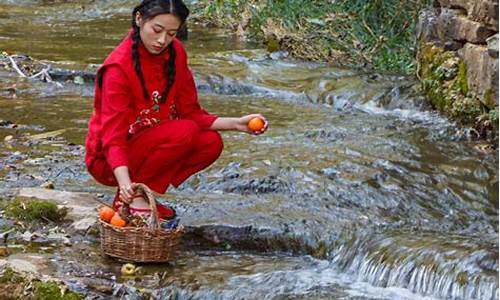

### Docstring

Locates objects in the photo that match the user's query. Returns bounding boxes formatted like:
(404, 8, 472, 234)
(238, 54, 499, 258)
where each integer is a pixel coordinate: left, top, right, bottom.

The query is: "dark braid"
(131, 28, 149, 101)
(130, 0, 189, 103)
(161, 43, 176, 101)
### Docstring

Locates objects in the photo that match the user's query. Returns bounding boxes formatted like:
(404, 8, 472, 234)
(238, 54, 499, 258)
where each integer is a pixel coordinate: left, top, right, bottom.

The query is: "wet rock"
(47, 68, 95, 84)
(0, 253, 53, 274)
(269, 50, 289, 60)
(322, 168, 339, 179)
(71, 217, 97, 232)
(46, 229, 71, 246)
(303, 128, 347, 141)
(0, 120, 16, 128)
(223, 175, 290, 194)
(26, 129, 66, 141)
(79, 277, 114, 295)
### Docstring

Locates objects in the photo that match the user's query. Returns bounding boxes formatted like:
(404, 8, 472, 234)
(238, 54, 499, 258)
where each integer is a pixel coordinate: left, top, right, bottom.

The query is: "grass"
(194, 0, 431, 74)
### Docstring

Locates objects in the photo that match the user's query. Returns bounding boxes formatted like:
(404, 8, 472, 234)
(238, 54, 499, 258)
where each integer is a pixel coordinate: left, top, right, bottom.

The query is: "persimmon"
(99, 206, 115, 223)
(110, 213, 126, 227)
(247, 117, 265, 132)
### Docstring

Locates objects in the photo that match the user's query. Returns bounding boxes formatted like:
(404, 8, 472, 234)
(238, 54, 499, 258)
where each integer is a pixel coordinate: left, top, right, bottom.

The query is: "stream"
(0, 1, 498, 299)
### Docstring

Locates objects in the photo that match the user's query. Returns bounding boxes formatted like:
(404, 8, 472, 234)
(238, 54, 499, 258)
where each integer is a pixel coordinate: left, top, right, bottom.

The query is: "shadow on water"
(0, 1, 498, 299)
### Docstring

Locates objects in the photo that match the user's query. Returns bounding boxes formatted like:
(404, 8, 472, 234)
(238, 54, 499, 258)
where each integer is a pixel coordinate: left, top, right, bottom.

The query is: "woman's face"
(136, 13, 181, 55)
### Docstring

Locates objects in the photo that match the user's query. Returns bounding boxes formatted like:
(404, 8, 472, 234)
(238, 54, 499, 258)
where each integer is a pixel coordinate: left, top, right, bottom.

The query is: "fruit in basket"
(110, 213, 126, 227)
(128, 214, 147, 228)
(99, 206, 115, 223)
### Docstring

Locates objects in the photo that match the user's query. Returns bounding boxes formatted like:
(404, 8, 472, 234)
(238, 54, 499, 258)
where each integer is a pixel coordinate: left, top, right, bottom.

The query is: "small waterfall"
(330, 230, 499, 300)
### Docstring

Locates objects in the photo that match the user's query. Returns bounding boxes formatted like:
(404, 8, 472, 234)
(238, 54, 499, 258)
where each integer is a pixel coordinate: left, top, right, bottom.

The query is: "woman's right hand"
(235, 114, 268, 135)
(119, 184, 135, 204)
(113, 166, 134, 204)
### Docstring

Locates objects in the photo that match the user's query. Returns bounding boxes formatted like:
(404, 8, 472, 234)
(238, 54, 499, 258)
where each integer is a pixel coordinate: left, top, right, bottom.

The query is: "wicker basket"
(100, 183, 184, 263)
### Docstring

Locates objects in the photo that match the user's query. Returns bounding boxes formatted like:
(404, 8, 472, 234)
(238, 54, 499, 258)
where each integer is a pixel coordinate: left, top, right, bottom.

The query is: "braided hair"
(131, 0, 189, 103)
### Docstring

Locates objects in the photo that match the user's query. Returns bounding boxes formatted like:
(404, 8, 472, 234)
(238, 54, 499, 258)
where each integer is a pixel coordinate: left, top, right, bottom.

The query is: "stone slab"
(438, 0, 470, 12)
(459, 42, 499, 106)
(439, 8, 496, 44)
(486, 33, 499, 58)
(469, 0, 499, 30)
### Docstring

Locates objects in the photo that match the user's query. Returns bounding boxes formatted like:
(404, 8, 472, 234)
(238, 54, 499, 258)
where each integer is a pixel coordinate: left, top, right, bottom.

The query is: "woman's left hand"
(235, 114, 268, 135)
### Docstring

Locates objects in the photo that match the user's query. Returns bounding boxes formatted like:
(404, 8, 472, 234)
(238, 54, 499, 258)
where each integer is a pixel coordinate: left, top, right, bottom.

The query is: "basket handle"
(130, 182, 160, 230)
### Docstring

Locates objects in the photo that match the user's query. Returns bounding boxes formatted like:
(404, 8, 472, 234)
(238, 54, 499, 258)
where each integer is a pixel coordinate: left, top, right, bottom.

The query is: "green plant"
(0, 267, 24, 284)
(489, 108, 499, 130)
(197, 0, 432, 74)
(33, 281, 83, 300)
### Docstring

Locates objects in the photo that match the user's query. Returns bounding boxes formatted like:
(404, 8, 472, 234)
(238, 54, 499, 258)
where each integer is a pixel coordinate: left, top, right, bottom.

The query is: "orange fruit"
(110, 213, 126, 227)
(247, 117, 265, 132)
(99, 206, 115, 223)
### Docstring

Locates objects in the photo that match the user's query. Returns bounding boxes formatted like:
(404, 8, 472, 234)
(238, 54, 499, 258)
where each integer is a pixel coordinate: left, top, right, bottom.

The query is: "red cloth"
(85, 31, 218, 170)
(85, 32, 221, 193)
(89, 120, 223, 193)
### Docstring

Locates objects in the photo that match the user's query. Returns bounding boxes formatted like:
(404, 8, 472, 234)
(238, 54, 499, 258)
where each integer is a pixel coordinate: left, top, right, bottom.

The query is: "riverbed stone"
(0, 253, 53, 274)
(459, 42, 499, 107)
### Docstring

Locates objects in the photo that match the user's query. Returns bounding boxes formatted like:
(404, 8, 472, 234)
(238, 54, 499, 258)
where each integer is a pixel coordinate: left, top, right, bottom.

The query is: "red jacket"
(85, 32, 217, 171)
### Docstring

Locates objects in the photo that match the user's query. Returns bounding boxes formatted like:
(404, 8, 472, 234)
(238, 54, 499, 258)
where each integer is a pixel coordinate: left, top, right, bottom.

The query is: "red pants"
(88, 120, 223, 194)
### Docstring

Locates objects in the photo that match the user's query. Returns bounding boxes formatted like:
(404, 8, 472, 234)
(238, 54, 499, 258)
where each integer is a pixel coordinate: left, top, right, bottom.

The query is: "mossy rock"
(454, 60, 468, 96)
(0, 270, 83, 300)
(489, 108, 499, 131)
(483, 89, 496, 110)
(417, 41, 492, 128)
(33, 281, 83, 300)
(312, 240, 328, 258)
(450, 97, 481, 124)
(0, 267, 25, 284)
(266, 35, 280, 53)
(2, 197, 67, 223)
(456, 271, 469, 287)
(0, 267, 26, 300)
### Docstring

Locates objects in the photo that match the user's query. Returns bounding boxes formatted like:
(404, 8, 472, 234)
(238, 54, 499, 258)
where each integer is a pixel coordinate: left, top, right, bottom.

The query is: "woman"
(85, 0, 267, 218)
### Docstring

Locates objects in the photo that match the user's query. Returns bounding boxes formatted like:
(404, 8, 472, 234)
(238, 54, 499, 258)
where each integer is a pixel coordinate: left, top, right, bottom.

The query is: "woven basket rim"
(99, 219, 184, 234)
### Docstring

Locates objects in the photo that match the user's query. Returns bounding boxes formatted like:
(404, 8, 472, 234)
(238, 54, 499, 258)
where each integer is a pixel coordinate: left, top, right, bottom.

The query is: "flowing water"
(0, 1, 498, 299)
